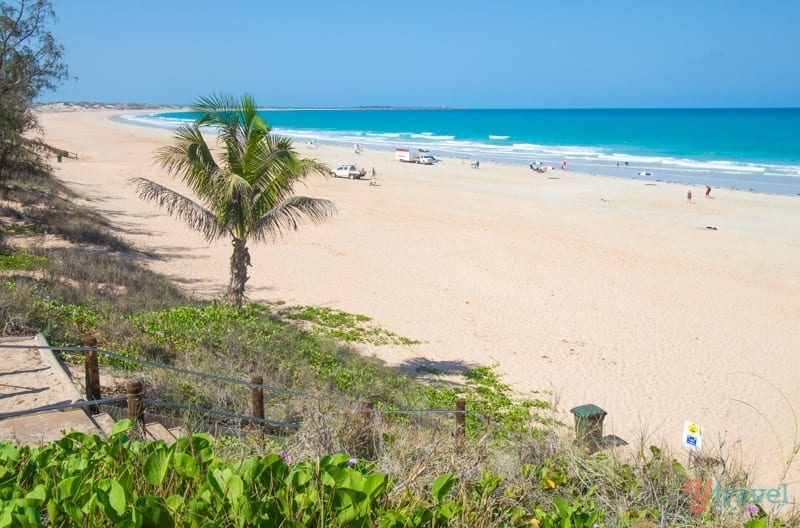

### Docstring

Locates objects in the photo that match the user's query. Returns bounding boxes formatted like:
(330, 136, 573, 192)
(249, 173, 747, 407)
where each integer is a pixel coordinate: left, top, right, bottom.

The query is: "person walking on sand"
(369, 167, 377, 186)
(687, 190, 693, 203)
(705, 185, 711, 198)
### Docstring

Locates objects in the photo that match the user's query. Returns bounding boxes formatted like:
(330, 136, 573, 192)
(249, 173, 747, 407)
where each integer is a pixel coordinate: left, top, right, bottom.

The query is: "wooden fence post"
(360, 401, 374, 426)
(362, 402, 375, 423)
(250, 375, 264, 426)
(455, 396, 466, 443)
(83, 336, 100, 414)
(126, 379, 144, 427)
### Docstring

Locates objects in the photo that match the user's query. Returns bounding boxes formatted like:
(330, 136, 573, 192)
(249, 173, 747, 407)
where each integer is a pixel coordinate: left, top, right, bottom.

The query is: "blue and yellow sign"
(683, 421, 703, 451)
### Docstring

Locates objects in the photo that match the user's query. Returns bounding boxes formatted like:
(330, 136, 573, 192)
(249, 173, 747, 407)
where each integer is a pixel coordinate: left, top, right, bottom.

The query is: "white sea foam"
(410, 133, 455, 140)
(119, 113, 184, 129)
(366, 132, 401, 138)
(661, 158, 766, 173)
(597, 153, 666, 164)
(119, 110, 800, 195)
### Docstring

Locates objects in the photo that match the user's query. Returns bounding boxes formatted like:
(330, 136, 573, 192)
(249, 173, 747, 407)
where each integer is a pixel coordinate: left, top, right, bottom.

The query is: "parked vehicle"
(395, 148, 413, 163)
(331, 164, 367, 179)
(416, 149, 436, 165)
(395, 148, 436, 165)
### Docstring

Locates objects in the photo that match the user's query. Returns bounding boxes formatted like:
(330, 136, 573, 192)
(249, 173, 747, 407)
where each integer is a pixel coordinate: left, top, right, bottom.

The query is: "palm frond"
(155, 124, 220, 197)
(249, 135, 330, 212)
(128, 177, 221, 241)
(252, 196, 337, 242)
(193, 94, 271, 167)
(193, 94, 239, 123)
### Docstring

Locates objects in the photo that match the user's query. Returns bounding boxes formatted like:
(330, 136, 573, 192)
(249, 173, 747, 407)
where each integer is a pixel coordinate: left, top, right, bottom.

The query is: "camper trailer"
(395, 148, 435, 165)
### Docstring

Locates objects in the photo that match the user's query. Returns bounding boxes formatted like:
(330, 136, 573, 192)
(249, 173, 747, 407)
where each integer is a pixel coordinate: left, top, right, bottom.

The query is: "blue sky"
(42, 0, 800, 108)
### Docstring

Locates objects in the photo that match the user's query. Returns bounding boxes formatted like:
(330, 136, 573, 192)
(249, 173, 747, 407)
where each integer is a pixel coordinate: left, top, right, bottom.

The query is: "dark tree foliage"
(0, 0, 69, 180)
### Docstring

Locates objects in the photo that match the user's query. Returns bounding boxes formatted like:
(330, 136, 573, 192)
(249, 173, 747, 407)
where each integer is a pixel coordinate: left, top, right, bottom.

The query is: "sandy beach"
(34, 108, 800, 501)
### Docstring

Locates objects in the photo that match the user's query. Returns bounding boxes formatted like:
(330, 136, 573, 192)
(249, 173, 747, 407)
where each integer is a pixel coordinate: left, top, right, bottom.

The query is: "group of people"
(528, 160, 567, 173)
(529, 161, 553, 173)
(687, 185, 712, 203)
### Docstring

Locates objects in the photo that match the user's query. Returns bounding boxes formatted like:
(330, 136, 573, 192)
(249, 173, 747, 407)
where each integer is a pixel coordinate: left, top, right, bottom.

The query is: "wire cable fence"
(0, 342, 531, 451)
(0, 396, 126, 420)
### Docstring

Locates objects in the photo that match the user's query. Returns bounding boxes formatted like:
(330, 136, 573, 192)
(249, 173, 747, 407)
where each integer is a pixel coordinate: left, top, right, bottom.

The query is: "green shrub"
(0, 248, 50, 270)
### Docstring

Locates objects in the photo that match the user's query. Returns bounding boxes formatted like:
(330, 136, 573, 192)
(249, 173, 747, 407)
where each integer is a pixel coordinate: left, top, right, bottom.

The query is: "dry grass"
(4, 164, 800, 527)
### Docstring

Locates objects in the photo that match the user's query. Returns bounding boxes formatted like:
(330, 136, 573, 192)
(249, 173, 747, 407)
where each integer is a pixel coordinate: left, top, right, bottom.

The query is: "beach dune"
(36, 109, 800, 504)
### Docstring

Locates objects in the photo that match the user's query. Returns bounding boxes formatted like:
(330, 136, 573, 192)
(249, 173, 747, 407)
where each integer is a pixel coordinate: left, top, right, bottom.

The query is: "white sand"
(36, 108, 800, 502)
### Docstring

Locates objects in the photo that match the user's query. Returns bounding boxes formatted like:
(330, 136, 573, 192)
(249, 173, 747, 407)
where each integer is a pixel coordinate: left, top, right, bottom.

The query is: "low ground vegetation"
(0, 168, 795, 526)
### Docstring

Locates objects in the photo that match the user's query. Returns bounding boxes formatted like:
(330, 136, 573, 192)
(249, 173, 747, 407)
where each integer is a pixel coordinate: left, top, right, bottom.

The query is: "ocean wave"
(119, 113, 185, 129)
(661, 158, 766, 173)
(596, 153, 791, 177)
(119, 115, 794, 182)
(120, 110, 800, 195)
(510, 143, 603, 157)
(410, 133, 455, 140)
(764, 165, 800, 177)
(597, 152, 666, 164)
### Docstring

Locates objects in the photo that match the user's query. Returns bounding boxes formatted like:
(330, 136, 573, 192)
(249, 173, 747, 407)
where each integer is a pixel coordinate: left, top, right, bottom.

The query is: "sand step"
(0, 409, 108, 446)
(90, 412, 117, 437)
(168, 427, 186, 438)
(141, 421, 186, 443)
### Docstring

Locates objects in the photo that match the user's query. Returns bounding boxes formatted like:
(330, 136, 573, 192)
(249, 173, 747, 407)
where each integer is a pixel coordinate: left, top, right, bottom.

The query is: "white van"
(395, 148, 435, 165)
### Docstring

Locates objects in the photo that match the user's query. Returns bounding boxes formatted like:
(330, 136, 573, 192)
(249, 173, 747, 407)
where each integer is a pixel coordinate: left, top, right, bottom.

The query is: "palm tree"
(130, 94, 336, 308)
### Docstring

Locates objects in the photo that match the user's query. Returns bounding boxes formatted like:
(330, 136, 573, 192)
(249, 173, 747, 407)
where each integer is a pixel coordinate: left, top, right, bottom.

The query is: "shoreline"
(34, 108, 800, 502)
(111, 108, 800, 197)
(43, 101, 797, 197)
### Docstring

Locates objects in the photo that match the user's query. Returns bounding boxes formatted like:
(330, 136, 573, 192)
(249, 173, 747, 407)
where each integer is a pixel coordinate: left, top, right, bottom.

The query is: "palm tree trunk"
(227, 238, 250, 308)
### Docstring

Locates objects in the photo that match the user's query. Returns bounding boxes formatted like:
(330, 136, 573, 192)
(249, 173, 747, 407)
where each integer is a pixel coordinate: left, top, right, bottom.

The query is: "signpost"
(683, 420, 703, 451)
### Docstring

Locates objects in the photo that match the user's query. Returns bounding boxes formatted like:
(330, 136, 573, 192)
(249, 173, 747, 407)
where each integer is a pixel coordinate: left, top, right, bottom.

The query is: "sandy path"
(34, 109, 800, 501)
(0, 336, 79, 413)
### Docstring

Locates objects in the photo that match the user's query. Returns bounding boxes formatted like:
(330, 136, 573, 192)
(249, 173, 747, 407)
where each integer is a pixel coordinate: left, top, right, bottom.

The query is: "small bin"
(570, 403, 607, 452)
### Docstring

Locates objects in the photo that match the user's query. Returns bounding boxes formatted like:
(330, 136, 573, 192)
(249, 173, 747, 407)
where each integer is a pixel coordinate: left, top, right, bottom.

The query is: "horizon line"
(35, 101, 800, 112)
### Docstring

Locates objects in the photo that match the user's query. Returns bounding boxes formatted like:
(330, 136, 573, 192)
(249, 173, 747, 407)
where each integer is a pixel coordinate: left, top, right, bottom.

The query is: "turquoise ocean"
(122, 108, 800, 195)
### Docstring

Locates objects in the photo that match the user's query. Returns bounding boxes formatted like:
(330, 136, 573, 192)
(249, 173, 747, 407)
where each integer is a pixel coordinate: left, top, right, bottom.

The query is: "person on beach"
(561, 160, 568, 170)
(369, 167, 377, 186)
(705, 185, 711, 198)
(687, 190, 693, 203)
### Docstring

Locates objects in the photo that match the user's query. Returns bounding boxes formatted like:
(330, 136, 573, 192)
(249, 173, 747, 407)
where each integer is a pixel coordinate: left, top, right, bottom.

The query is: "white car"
(331, 164, 366, 179)
(416, 149, 436, 165)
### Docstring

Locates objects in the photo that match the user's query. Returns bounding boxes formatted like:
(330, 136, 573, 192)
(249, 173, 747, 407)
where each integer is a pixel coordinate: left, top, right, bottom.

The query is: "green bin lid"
(570, 404, 606, 417)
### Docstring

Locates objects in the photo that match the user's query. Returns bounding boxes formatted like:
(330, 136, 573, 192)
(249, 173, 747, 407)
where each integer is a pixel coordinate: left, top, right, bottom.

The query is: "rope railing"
(0, 396, 126, 420)
(2, 341, 493, 443)
(140, 399, 299, 429)
(40, 344, 317, 399)
(3, 343, 477, 411)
